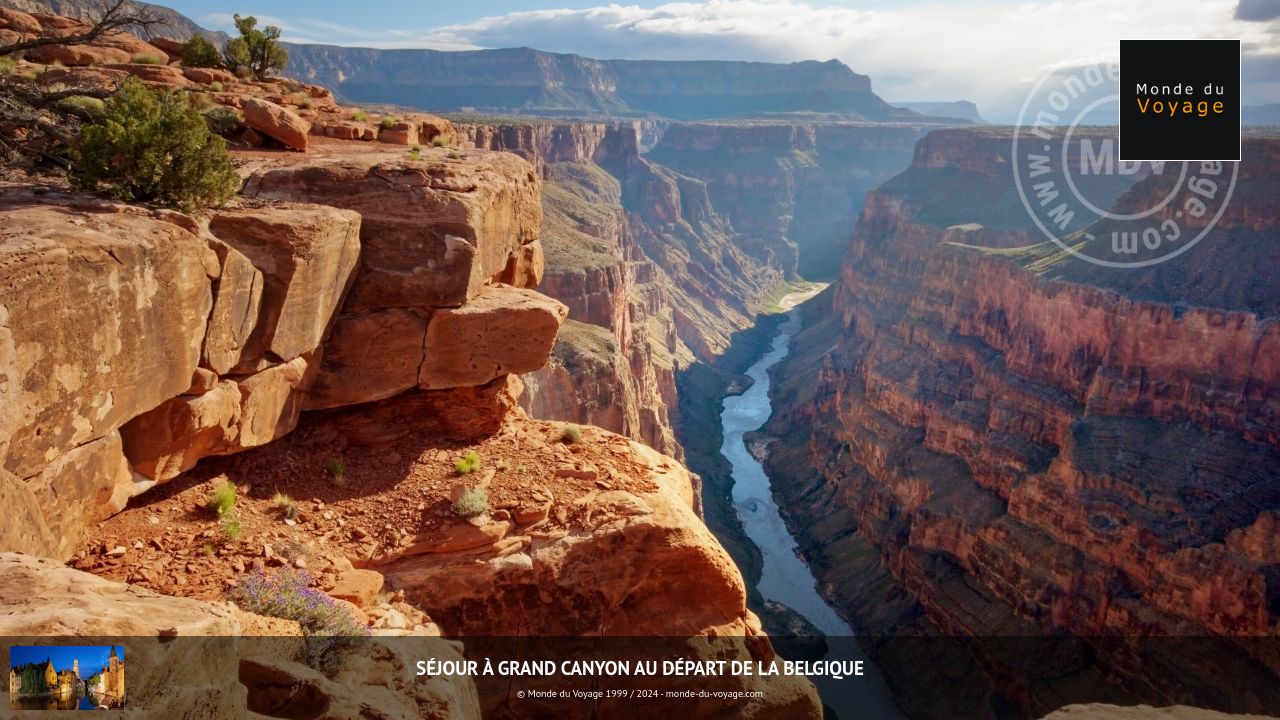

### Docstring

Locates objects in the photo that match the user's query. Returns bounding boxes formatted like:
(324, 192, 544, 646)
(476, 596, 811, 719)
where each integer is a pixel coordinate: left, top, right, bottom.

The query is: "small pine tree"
(69, 78, 239, 213)
(223, 14, 288, 81)
(180, 35, 223, 69)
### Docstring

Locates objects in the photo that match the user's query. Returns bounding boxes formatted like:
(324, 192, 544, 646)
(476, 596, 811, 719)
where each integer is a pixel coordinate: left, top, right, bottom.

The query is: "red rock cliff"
(766, 128, 1280, 718)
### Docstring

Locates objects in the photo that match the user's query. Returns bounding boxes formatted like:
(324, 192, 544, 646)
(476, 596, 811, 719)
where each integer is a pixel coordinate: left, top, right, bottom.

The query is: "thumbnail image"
(8, 646, 125, 711)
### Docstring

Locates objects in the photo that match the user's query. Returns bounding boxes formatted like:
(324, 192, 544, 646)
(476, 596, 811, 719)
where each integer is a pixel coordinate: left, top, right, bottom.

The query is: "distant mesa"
(1243, 103, 1280, 124)
(894, 100, 987, 123)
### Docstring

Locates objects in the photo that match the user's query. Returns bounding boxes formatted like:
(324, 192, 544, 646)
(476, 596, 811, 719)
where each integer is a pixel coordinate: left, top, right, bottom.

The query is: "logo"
(1013, 53, 1238, 268)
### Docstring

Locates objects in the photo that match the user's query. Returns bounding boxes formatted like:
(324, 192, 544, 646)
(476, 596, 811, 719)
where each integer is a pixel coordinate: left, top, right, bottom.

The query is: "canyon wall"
(647, 122, 926, 278)
(457, 120, 796, 460)
(766, 128, 1280, 718)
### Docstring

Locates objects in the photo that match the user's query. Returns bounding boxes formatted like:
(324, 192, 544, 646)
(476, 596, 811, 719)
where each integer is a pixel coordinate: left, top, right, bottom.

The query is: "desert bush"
(409, 145, 421, 161)
(560, 424, 582, 444)
(273, 492, 299, 520)
(0, 56, 16, 75)
(231, 569, 369, 671)
(180, 35, 222, 69)
(325, 457, 347, 486)
(447, 150, 460, 159)
(209, 80, 224, 92)
(69, 78, 239, 213)
(430, 134, 450, 147)
(452, 486, 489, 519)
(379, 116, 396, 130)
(131, 52, 163, 65)
(351, 109, 368, 122)
(298, 98, 312, 110)
(56, 95, 105, 117)
(454, 451, 481, 474)
(203, 106, 242, 135)
(223, 14, 287, 81)
(189, 91, 214, 111)
(207, 481, 237, 518)
(220, 516, 244, 541)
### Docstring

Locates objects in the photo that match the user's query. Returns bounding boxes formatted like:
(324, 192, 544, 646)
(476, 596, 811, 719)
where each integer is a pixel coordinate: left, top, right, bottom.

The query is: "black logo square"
(1120, 39, 1240, 161)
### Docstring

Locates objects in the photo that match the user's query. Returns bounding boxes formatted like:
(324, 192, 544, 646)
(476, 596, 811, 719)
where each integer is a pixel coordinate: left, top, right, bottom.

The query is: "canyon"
(765, 128, 1280, 719)
(2, 3, 1277, 720)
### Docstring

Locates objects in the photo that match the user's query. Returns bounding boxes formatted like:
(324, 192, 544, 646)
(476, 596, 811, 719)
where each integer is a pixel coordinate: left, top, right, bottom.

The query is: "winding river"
(720, 290, 903, 719)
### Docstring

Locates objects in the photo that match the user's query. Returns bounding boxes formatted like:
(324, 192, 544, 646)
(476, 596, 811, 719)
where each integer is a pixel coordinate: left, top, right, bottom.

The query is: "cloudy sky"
(165, 0, 1280, 121)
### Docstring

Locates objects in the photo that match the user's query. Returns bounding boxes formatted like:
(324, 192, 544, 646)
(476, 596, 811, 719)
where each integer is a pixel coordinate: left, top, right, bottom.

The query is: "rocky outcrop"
(765, 130, 1280, 718)
(242, 97, 311, 151)
(241, 152, 557, 409)
(0, 141, 563, 557)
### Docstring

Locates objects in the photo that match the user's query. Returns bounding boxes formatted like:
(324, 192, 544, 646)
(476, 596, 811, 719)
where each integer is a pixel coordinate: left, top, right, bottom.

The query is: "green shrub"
(0, 56, 16, 75)
(454, 451, 481, 475)
(430, 134, 450, 147)
(69, 78, 239, 213)
(325, 457, 347, 486)
(189, 91, 214, 111)
(273, 492, 298, 520)
(180, 35, 222, 69)
(447, 150, 461, 160)
(231, 569, 369, 671)
(203, 106, 242, 135)
(56, 95, 105, 117)
(408, 146, 421, 161)
(209, 80, 224, 92)
(220, 516, 244, 541)
(131, 53, 164, 65)
(379, 116, 396, 130)
(351, 109, 368, 122)
(202, 542, 216, 557)
(560, 424, 582, 444)
(452, 486, 489, 518)
(298, 98, 312, 110)
(207, 481, 237, 518)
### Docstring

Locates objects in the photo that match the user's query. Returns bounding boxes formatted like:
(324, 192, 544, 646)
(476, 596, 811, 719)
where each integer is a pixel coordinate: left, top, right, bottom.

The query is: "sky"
(10, 645, 120, 677)
(162, 0, 1280, 122)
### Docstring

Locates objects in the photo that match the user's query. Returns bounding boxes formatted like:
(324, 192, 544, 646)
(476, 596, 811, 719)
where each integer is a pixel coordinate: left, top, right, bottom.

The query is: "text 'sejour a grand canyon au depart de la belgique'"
(0, 0, 1276, 718)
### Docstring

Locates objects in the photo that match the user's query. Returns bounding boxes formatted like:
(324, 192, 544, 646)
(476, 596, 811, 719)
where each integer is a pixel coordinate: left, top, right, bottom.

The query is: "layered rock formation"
(0, 136, 562, 558)
(765, 128, 1280, 718)
(456, 120, 793, 459)
(647, 122, 927, 278)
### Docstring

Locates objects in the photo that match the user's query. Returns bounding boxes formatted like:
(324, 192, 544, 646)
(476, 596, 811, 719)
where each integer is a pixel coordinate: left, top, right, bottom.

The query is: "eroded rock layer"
(766, 129, 1280, 718)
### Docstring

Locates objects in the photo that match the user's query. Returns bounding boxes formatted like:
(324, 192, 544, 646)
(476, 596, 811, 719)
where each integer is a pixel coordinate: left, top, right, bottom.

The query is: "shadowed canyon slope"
(765, 127, 1280, 719)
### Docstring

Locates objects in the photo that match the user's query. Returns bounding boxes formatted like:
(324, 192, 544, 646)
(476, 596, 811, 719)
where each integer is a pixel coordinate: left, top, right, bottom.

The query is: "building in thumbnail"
(98, 646, 124, 703)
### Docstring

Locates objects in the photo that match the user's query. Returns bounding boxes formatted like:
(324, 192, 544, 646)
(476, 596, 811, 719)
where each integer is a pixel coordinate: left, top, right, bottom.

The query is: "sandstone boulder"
(29, 42, 130, 66)
(328, 568, 385, 607)
(419, 285, 567, 389)
(242, 97, 310, 151)
(379, 120, 418, 146)
(305, 309, 428, 410)
(0, 469, 56, 557)
(38, 65, 128, 92)
(104, 62, 190, 88)
(26, 430, 141, 559)
(0, 200, 213, 481)
(183, 66, 237, 85)
(243, 154, 541, 310)
(494, 238, 544, 288)
(209, 204, 361, 371)
(0, 7, 41, 34)
(148, 36, 186, 56)
(202, 240, 264, 375)
(121, 355, 314, 482)
(0, 553, 246, 717)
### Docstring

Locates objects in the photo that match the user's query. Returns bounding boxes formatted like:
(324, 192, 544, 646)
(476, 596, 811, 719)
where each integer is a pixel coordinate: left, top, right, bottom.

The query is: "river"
(719, 288, 904, 719)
